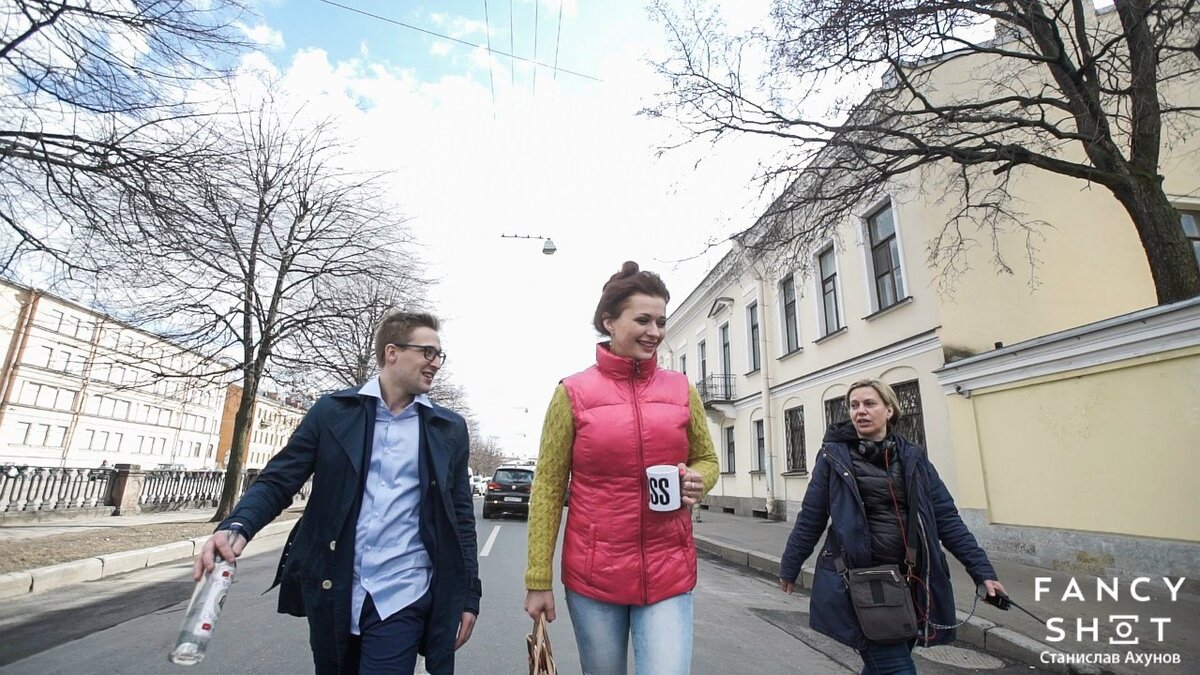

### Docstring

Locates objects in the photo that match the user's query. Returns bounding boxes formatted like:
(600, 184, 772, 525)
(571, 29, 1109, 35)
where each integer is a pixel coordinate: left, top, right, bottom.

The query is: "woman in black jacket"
(778, 379, 1006, 674)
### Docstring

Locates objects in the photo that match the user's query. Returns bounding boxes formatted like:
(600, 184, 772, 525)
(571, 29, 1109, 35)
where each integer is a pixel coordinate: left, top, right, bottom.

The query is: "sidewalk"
(0, 508, 221, 542)
(692, 509, 1196, 675)
(0, 507, 299, 600)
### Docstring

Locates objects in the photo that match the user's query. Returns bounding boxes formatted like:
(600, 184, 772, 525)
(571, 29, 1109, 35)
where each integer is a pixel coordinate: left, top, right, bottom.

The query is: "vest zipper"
(632, 359, 649, 605)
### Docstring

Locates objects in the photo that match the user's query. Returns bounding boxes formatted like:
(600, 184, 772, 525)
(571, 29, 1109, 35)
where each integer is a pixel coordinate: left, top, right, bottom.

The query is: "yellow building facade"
(666, 6, 1200, 576)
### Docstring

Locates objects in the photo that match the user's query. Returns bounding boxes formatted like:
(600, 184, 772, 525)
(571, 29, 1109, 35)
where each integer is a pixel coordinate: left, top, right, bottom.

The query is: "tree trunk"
(212, 373, 259, 522)
(1111, 177, 1200, 305)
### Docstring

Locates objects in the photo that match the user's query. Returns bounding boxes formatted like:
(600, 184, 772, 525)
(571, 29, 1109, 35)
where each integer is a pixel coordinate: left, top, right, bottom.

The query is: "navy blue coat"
(219, 386, 481, 673)
(779, 423, 996, 649)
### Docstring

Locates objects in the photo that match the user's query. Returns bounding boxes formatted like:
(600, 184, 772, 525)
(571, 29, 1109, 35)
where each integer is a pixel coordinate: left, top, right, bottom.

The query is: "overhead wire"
(482, 0, 496, 118)
(552, 0, 563, 84)
(532, 0, 539, 94)
(508, 0, 516, 88)
(317, 0, 601, 82)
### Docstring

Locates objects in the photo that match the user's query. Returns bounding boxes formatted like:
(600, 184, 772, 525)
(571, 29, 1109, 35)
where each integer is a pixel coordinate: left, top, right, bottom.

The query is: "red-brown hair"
(592, 261, 670, 336)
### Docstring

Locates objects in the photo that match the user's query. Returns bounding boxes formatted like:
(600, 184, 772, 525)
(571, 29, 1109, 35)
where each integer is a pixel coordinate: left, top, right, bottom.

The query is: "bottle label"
(193, 564, 234, 636)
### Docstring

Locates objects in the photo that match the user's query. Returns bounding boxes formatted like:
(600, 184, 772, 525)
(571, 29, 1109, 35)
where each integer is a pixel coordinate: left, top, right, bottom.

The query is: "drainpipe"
(750, 267, 778, 519)
(753, 270, 782, 516)
(0, 288, 40, 431)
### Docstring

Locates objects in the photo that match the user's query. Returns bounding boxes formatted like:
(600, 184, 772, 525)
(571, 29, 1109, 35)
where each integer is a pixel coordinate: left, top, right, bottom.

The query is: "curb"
(0, 518, 296, 601)
(693, 535, 1104, 675)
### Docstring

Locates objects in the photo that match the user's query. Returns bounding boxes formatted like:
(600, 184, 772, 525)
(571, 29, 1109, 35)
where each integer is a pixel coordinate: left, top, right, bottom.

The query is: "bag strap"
(903, 486, 919, 573)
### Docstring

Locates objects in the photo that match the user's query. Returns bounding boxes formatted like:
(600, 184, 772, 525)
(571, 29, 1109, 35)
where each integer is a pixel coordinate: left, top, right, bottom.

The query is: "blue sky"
(233, 0, 778, 455)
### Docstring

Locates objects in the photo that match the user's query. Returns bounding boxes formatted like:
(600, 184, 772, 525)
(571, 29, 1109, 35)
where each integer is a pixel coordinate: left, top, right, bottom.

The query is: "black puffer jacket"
(826, 423, 909, 566)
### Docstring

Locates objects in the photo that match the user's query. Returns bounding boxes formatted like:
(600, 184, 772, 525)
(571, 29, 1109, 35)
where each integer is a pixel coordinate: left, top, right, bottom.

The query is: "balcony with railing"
(697, 374, 736, 405)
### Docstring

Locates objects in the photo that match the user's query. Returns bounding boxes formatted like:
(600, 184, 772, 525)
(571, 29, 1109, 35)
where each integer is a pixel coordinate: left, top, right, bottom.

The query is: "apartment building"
(216, 384, 306, 470)
(0, 281, 225, 469)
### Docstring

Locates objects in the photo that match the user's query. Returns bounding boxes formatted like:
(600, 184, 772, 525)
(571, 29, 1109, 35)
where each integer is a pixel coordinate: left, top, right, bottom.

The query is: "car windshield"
(494, 469, 533, 484)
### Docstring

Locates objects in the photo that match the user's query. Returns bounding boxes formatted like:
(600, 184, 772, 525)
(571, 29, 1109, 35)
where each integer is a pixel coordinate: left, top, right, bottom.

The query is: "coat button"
(321, 580, 332, 590)
(329, 540, 336, 551)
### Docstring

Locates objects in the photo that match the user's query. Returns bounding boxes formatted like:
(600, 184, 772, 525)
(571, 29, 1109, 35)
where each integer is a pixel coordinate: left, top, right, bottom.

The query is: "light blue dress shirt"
(350, 376, 433, 634)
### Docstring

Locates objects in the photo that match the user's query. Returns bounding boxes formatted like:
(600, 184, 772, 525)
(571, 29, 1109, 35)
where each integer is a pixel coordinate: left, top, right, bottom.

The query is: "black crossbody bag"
(833, 501, 921, 644)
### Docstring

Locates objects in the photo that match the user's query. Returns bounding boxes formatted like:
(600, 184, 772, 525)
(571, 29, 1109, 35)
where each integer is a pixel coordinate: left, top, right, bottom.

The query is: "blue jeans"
(859, 639, 917, 675)
(565, 589, 694, 675)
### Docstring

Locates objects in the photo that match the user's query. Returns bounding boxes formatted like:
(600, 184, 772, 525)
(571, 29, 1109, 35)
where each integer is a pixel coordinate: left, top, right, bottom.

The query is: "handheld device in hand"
(976, 584, 1046, 623)
(977, 585, 1013, 610)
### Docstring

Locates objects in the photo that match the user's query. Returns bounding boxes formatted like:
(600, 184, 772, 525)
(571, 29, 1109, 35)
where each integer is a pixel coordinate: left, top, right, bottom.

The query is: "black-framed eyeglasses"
(391, 343, 447, 365)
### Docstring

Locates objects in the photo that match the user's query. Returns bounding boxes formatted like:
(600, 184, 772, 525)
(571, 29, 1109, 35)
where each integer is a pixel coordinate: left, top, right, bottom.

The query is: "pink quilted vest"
(559, 344, 696, 605)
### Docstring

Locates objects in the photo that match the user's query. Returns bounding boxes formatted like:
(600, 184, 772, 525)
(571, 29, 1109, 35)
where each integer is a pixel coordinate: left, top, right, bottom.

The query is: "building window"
(679, 354, 687, 377)
(1182, 209, 1200, 269)
(698, 340, 708, 380)
(891, 380, 927, 447)
(30, 424, 51, 447)
(747, 302, 760, 371)
(15, 421, 32, 445)
(817, 247, 843, 335)
(34, 345, 53, 368)
(754, 419, 765, 471)
(719, 323, 731, 374)
(719, 324, 732, 399)
(55, 388, 77, 411)
(47, 426, 67, 448)
(785, 405, 807, 473)
(868, 202, 905, 310)
(824, 396, 850, 427)
(723, 426, 735, 472)
(780, 275, 800, 353)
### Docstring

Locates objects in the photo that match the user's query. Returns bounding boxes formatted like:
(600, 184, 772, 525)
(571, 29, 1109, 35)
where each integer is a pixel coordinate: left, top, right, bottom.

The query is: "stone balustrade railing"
(0, 463, 313, 520)
(0, 465, 113, 514)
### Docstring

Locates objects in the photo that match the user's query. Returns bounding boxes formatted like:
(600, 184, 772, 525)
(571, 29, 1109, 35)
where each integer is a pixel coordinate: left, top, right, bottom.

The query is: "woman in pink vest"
(524, 261, 720, 675)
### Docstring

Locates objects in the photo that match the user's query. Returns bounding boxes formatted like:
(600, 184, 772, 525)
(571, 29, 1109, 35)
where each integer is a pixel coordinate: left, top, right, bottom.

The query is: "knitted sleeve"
(524, 384, 574, 590)
(687, 385, 721, 494)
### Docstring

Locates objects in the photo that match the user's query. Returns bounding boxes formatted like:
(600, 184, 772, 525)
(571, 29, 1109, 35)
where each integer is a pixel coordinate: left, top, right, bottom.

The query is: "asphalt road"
(0, 499, 1049, 674)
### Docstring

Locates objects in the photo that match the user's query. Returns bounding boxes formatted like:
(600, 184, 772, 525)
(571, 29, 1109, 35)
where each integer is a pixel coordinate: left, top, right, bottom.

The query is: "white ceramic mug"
(646, 464, 681, 512)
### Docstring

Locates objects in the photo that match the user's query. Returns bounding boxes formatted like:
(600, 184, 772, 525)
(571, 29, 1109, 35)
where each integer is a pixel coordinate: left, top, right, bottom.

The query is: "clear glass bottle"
(169, 533, 238, 666)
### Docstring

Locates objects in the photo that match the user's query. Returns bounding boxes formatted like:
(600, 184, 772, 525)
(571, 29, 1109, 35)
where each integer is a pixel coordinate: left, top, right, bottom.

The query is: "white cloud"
(235, 21, 285, 50)
(229, 0, 780, 455)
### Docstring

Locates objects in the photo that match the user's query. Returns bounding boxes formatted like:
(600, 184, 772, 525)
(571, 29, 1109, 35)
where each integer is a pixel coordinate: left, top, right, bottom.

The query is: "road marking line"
(480, 525, 501, 557)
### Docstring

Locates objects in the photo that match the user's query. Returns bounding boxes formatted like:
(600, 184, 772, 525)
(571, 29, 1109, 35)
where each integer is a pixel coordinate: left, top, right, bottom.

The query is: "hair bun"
(606, 261, 640, 288)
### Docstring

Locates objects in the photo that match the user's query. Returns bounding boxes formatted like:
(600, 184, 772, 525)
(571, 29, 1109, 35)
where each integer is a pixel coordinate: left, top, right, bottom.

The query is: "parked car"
(470, 475, 487, 496)
(154, 463, 186, 471)
(481, 465, 534, 519)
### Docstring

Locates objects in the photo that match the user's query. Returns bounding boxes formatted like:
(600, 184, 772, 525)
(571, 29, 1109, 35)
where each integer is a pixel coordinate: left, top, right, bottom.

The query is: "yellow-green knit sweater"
(524, 384, 720, 590)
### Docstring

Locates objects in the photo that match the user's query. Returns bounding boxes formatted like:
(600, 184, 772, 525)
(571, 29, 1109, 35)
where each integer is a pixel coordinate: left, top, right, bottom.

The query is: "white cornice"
(934, 297, 1200, 395)
(730, 330, 943, 411)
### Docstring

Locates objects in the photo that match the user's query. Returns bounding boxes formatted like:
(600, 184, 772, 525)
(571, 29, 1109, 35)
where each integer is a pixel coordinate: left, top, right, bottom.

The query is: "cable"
(482, 0, 496, 118)
(317, 0, 601, 82)
(532, 0, 539, 94)
(552, 0, 563, 83)
(508, 0, 516, 88)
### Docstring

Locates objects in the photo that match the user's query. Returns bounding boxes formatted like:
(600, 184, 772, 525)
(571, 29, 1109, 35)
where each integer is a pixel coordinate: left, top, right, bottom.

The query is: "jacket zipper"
(824, 448, 870, 564)
(825, 449, 869, 523)
(632, 360, 649, 604)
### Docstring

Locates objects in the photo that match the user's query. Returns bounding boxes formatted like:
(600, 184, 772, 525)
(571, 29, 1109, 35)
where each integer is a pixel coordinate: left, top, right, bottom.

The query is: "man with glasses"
(193, 310, 480, 674)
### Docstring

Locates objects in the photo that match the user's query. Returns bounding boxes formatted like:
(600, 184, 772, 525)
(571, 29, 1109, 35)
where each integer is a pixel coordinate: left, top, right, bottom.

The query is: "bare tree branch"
(646, 0, 1200, 303)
